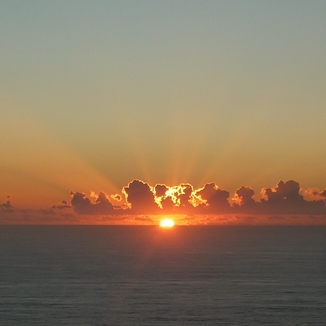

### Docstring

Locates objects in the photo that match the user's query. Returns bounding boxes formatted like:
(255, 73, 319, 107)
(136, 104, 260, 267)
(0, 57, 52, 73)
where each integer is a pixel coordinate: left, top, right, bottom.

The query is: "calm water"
(1, 225, 326, 325)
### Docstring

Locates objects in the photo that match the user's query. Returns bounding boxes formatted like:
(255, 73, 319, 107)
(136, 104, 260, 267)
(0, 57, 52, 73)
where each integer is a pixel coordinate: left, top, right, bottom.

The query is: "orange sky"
(1, 1, 326, 224)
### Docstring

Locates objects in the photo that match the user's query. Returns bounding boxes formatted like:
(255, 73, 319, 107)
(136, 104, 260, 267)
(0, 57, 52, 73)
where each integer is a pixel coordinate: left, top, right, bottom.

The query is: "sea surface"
(1, 225, 326, 325)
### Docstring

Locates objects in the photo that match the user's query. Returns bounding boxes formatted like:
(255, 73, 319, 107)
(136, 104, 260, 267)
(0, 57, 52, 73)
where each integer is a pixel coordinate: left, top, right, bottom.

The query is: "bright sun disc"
(160, 219, 174, 227)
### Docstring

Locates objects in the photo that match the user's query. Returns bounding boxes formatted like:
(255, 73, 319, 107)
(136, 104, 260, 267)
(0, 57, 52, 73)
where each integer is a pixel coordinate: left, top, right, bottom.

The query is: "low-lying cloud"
(2, 179, 326, 225)
(57, 179, 326, 216)
(0, 196, 14, 213)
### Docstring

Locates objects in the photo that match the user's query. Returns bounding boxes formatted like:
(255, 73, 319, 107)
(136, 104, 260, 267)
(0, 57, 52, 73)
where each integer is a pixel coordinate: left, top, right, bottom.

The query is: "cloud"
(133, 215, 154, 222)
(196, 183, 230, 213)
(120, 179, 325, 215)
(154, 184, 168, 197)
(234, 186, 255, 206)
(111, 194, 122, 201)
(52, 200, 71, 210)
(123, 179, 159, 214)
(261, 180, 326, 214)
(262, 180, 303, 202)
(177, 183, 196, 212)
(70, 191, 115, 215)
(153, 183, 197, 214)
(5, 179, 325, 225)
(0, 196, 14, 213)
(305, 188, 326, 200)
(160, 196, 176, 213)
(232, 186, 258, 213)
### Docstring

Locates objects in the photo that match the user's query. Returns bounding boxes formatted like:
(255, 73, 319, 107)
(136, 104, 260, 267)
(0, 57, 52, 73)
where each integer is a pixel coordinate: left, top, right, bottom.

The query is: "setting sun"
(160, 218, 174, 228)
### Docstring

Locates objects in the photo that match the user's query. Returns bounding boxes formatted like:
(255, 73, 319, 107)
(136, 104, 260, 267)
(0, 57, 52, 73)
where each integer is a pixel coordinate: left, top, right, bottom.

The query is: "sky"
(1, 1, 326, 224)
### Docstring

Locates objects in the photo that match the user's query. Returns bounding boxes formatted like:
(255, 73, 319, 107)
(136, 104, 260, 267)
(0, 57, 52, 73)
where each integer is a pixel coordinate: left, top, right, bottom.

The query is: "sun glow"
(160, 218, 174, 227)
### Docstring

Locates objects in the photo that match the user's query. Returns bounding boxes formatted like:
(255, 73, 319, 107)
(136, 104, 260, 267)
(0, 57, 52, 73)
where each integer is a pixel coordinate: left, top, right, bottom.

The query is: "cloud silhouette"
(70, 191, 114, 215)
(261, 180, 326, 214)
(52, 200, 71, 210)
(153, 183, 198, 214)
(0, 196, 14, 213)
(232, 186, 258, 213)
(154, 184, 168, 197)
(196, 183, 230, 213)
(123, 179, 159, 214)
(2, 177, 326, 226)
(262, 180, 303, 202)
(42, 179, 326, 221)
(235, 186, 255, 206)
(177, 184, 195, 211)
(160, 196, 176, 213)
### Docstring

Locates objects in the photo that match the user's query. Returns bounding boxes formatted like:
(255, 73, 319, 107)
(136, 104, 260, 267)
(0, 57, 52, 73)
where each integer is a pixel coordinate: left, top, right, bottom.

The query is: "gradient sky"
(1, 0, 326, 215)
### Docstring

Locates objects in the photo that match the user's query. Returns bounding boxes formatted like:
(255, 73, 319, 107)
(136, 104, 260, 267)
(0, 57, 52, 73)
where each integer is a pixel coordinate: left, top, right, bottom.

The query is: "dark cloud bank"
(49, 179, 326, 216)
(0, 180, 326, 224)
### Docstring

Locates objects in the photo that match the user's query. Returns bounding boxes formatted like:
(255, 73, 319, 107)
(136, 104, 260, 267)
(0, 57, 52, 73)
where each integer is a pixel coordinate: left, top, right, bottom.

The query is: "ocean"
(1, 225, 326, 325)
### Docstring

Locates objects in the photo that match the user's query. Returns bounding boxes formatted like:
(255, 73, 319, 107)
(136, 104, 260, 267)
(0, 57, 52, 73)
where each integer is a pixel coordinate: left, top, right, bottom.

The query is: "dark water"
(1, 225, 326, 325)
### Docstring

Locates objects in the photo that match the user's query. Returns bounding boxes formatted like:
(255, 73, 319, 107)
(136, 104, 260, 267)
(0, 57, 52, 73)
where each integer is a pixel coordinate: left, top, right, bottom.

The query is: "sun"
(160, 218, 174, 228)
